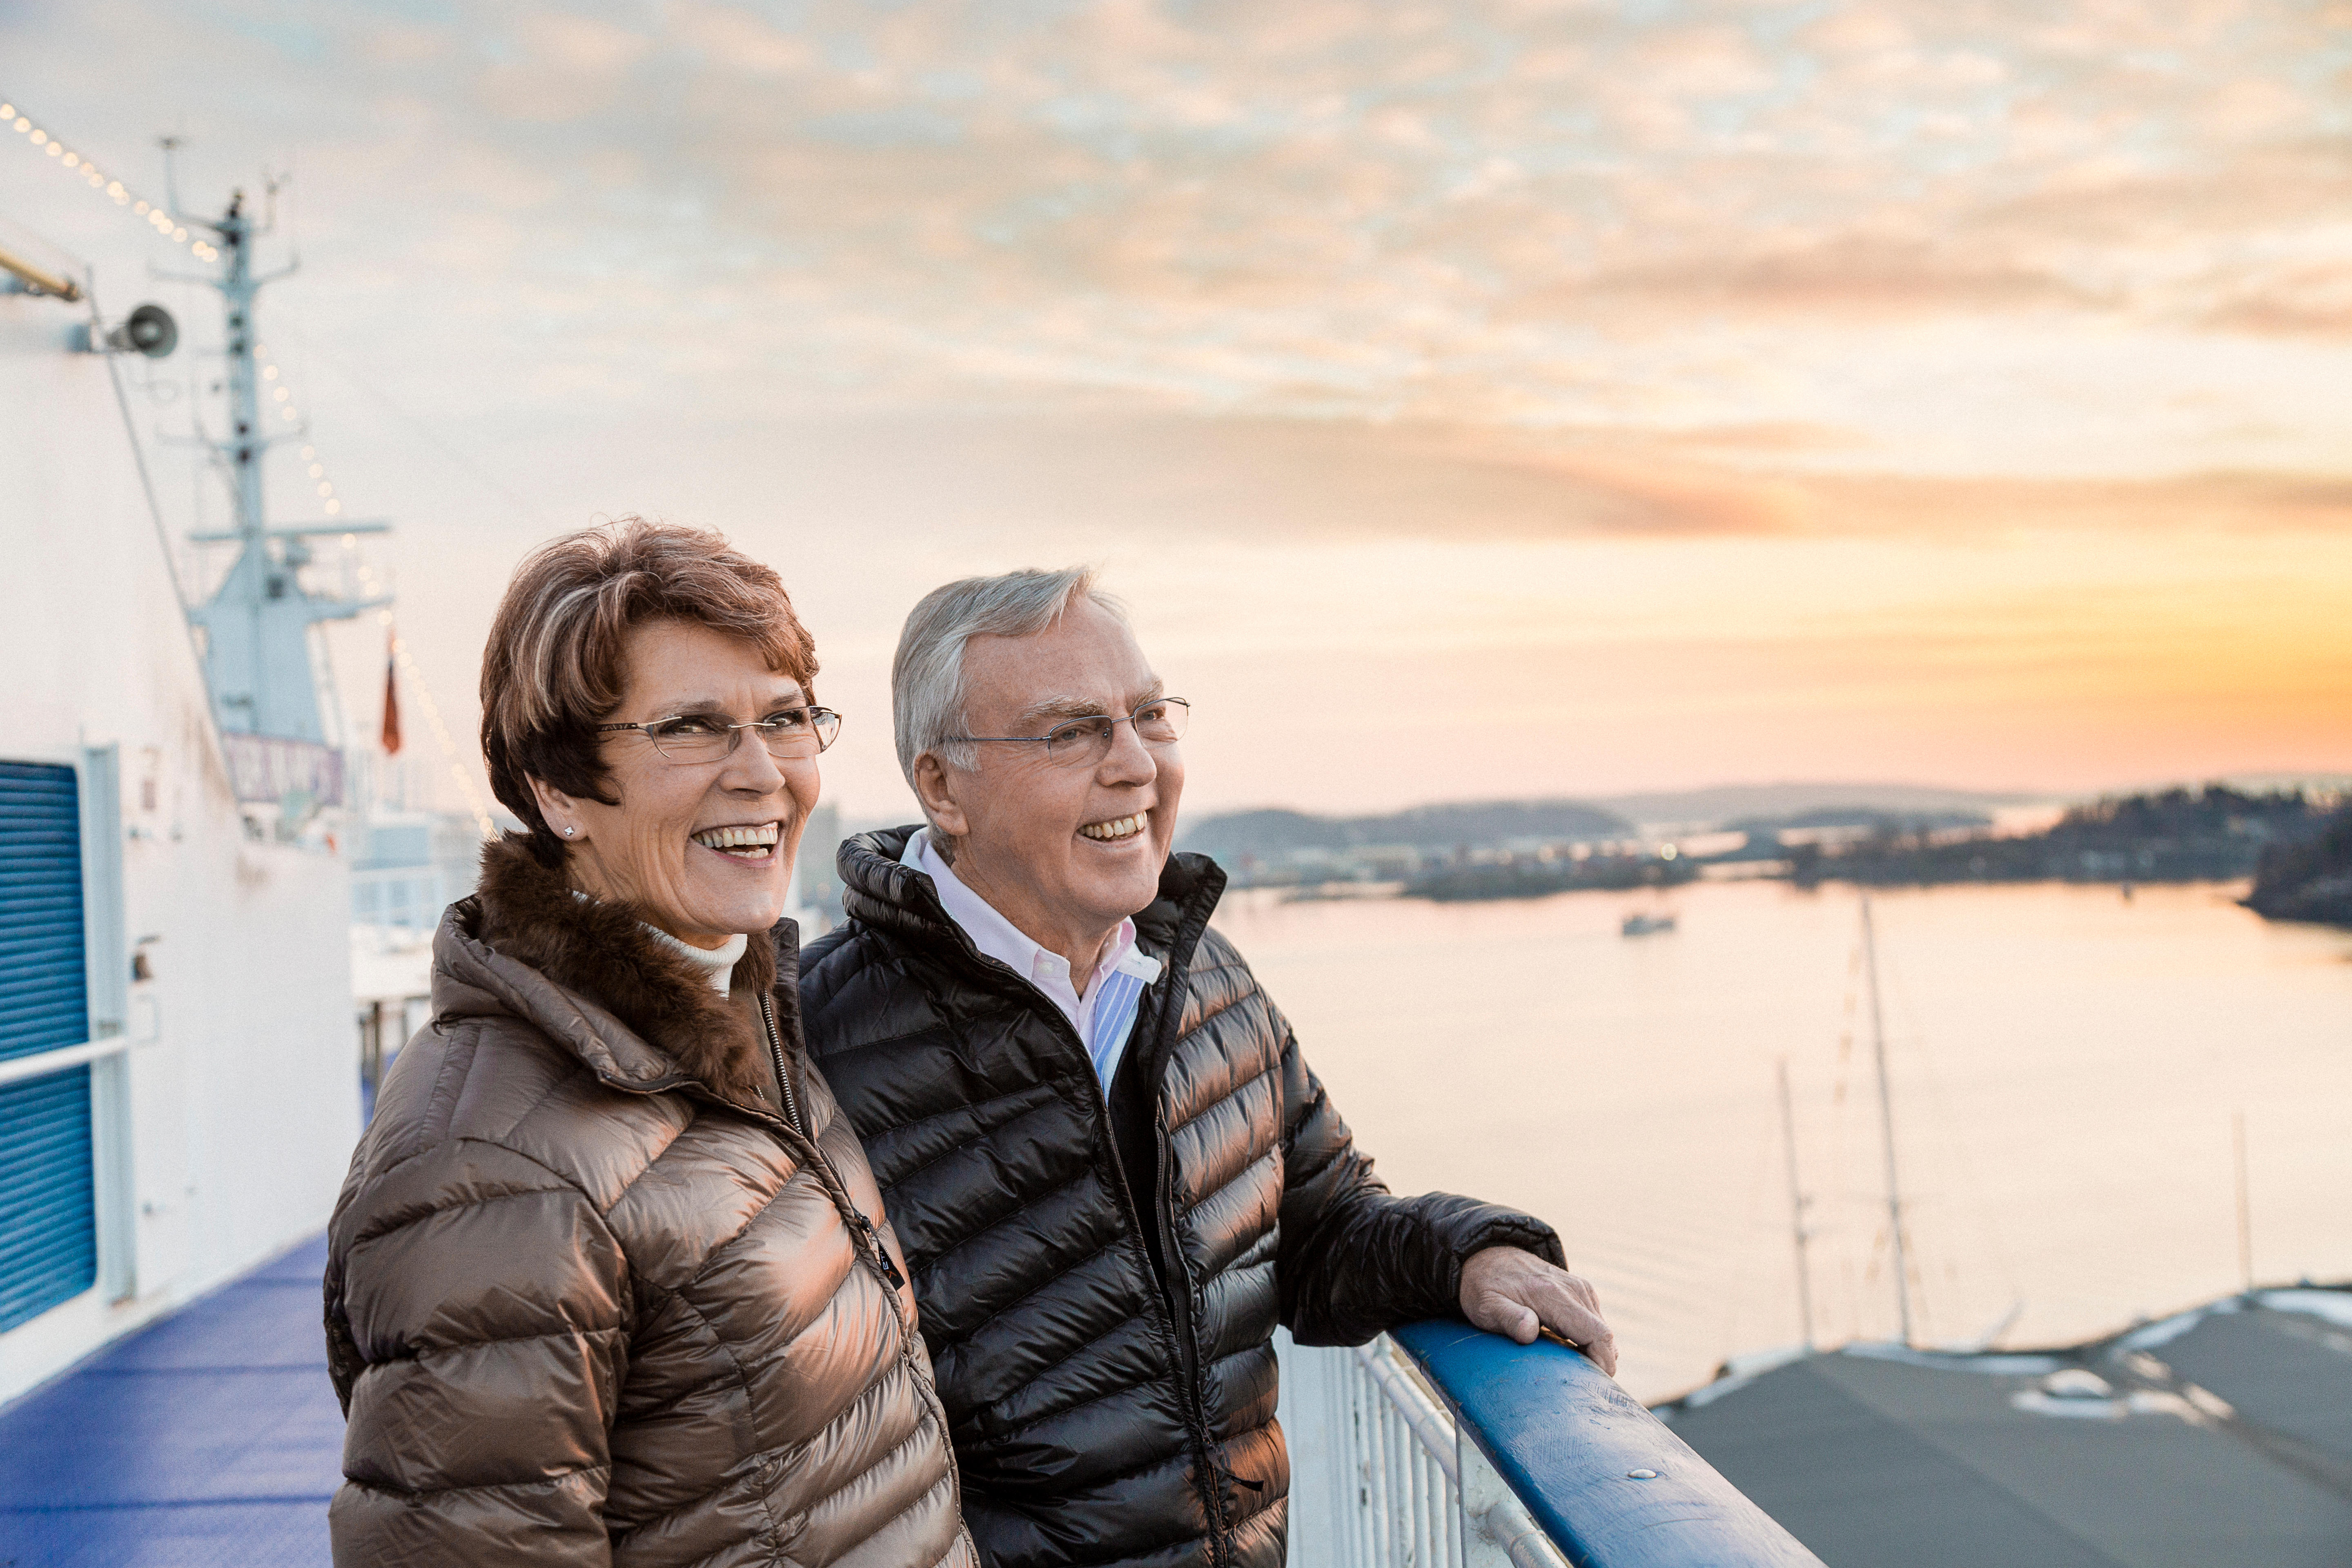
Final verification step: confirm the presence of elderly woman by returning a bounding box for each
[324,520,973,1568]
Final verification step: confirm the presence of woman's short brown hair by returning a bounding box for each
[480,518,818,866]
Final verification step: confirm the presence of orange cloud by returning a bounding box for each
[16,0,2352,813]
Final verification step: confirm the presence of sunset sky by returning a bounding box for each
[5,0,2348,819]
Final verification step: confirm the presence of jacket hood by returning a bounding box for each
[429,831,791,1106]
[836,824,1227,956]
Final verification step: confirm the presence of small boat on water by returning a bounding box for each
[1622,912,1678,936]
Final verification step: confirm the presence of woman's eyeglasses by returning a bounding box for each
[597,706,842,764]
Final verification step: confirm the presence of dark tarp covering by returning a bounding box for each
[1662,1292,2352,1568]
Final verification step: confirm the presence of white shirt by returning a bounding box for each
[902,828,1163,1091]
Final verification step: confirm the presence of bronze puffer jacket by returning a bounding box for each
[324,836,976,1568]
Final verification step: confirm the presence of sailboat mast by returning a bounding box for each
[1861,893,1913,1346]
[1775,1057,1815,1351]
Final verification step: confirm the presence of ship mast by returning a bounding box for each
[1860,893,1914,1346]
[163,155,385,762]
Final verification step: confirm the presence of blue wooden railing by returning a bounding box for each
[1389,1322,1824,1567]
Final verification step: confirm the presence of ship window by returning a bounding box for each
[0,761,99,1334]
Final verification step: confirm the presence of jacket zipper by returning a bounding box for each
[759,993,907,1295]
[1133,950,1242,1565]
[909,923,1231,1563]
[758,993,804,1140]
[1156,1104,1232,1565]
[743,1027,945,1545]
[846,1207,908,1291]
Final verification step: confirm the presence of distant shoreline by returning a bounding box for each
[1194,784,2349,927]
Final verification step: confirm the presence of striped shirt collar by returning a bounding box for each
[902,827,1162,1089]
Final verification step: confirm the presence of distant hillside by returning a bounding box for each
[1404,851,1697,903]
[1179,798,1632,863]
[1596,782,2038,830]
[1792,786,2325,888]
[1727,806,1993,835]
[2244,803,2352,927]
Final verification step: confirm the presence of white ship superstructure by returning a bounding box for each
[0,119,362,1399]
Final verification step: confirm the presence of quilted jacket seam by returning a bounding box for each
[1166,969,1253,1043]
[871,1082,1069,1191]
[936,1225,1124,1348]
[612,1373,923,1555]
[1163,1052,1277,1143]
[638,1236,799,1543]
[916,1161,1115,1282]
[1178,1142,1284,1227]
[967,1436,1202,1504]
[381,1323,633,1360]
[343,1136,635,1304]
[338,1461,613,1502]
[959,1309,1171,1444]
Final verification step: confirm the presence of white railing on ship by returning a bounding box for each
[1277,1324,1825,1568]
[1277,1330,1565,1568]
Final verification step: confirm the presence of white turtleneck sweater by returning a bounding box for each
[569,888,745,995]
[641,925,746,995]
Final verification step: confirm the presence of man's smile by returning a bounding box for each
[1078,813,1149,843]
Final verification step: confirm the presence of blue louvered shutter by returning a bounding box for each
[0,760,98,1333]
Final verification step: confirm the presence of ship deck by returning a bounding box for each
[0,1236,339,1567]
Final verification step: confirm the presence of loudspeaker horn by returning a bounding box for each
[105,303,179,359]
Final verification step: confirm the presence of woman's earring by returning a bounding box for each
[564,826,576,838]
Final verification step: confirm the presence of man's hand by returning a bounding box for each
[1459,1247,1619,1377]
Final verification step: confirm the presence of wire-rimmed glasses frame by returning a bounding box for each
[952,697,1189,767]
[595,706,842,765]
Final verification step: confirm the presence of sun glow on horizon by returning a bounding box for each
[7,0,2346,816]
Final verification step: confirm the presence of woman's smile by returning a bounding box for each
[693,820,784,862]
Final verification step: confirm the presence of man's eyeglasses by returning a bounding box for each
[953,697,1189,767]
[597,706,842,764]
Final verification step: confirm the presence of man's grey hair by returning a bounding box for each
[893,566,1128,789]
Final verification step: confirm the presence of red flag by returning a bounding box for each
[380,637,403,756]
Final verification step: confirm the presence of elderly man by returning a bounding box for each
[800,568,1614,1568]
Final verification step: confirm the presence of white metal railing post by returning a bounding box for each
[1455,1430,1556,1568]
[1281,1323,1824,1568]
[1278,1329,1574,1568]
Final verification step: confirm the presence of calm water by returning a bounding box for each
[1210,878,2352,1402]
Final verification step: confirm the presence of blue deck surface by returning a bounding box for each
[0,1235,340,1568]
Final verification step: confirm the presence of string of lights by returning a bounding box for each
[250,341,342,514]
[1,96,220,261]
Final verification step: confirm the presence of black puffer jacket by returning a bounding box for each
[799,829,1564,1568]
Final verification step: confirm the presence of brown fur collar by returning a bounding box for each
[472,832,779,1105]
